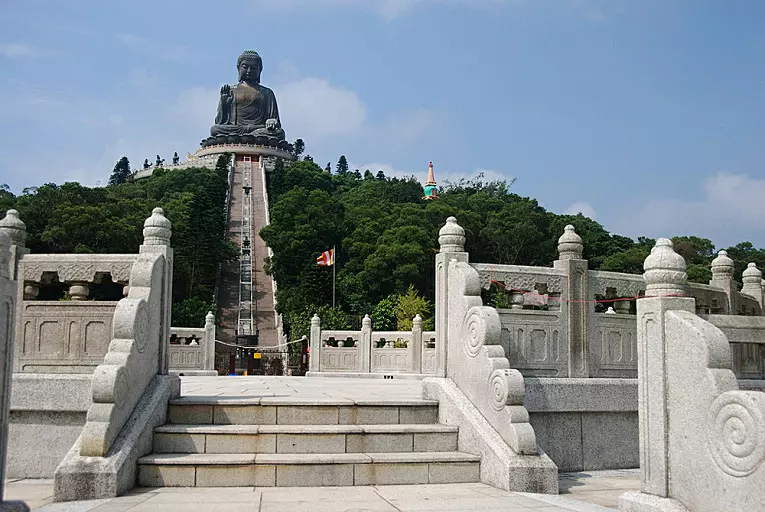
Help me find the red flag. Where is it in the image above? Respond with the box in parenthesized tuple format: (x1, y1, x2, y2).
(316, 249, 335, 266)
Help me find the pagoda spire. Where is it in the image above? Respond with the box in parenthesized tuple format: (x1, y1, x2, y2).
(423, 161, 439, 200)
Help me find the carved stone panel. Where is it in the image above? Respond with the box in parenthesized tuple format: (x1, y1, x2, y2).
(321, 347, 358, 372)
(499, 310, 565, 377)
(590, 313, 637, 378)
(169, 346, 204, 369)
(730, 342, 764, 379)
(16, 301, 116, 373)
(372, 347, 411, 373)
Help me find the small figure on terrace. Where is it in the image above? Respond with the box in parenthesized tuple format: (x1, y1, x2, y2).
(210, 50, 285, 141)
(143, 159, 150, 170)
(172, 152, 179, 165)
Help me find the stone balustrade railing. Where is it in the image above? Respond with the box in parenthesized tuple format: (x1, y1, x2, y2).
(308, 314, 436, 376)
(467, 224, 765, 380)
(620, 239, 765, 512)
(13, 254, 137, 373)
(168, 312, 217, 375)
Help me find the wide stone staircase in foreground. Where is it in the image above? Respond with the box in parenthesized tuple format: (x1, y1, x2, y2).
(138, 398, 480, 487)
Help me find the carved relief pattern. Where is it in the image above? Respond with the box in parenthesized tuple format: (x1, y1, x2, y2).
(490, 369, 511, 411)
(707, 391, 765, 477)
(463, 307, 487, 357)
(475, 268, 563, 293)
(22, 259, 134, 284)
(590, 275, 644, 298)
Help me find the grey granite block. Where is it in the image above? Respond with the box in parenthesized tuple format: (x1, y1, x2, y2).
(168, 405, 212, 425)
(275, 464, 353, 486)
(413, 432, 457, 452)
(213, 405, 275, 425)
(153, 433, 205, 454)
(205, 433, 276, 454)
(138, 465, 195, 487)
(275, 433, 345, 454)
(196, 465, 275, 487)
(353, 462, 429, 485)
(398, 406, 438, 424)
(428, 462, 480, 483)
(346, 433, 413, 453)
(338, 406, 399, 425)
(276, 406, 338, 425)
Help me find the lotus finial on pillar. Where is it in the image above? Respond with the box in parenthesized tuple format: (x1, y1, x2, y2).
(438, 217, 465, 253)
(0, 209, 26, 248)
(143, 208, 172, 246)
(643, 238, 687, 297)
(557, 225, 583, 260)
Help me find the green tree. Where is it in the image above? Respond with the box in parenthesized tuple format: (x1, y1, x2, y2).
(108, 156, 131, 186)
(395, 285, 434, 330)
(325, 162, 332, 173)
(336, 155, 349, 175)
(293, 139, 305, 159)
(371, 295, 398, 330)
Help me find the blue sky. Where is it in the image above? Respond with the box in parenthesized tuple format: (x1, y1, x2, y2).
(1, 0, 764, 247)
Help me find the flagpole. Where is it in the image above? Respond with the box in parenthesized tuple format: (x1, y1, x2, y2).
(332, 245, 336, 309)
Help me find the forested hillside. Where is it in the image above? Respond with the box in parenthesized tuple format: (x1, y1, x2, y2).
(3, 153, 763, 338)
(0, 158, 235, 326)
(263, 158, 765, 338)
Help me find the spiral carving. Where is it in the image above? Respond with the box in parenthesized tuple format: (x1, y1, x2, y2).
(707, 392, 765, 477)
(134, 305, 149, 354)
(463, 308, 485, 358)
(490, 370, 510, 411)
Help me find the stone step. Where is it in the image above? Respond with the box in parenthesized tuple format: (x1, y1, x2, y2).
(167, 399, 439, 425)
(153, 424, 459, 454)
(137, 451, 481, 487)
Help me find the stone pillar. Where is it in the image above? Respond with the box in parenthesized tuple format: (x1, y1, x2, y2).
(309, 314, 321, 372)
(0, 230, 29, 510)
(435, 217, 468, 377)
(412, 314, 423, 373)
(635, 238, 694, 498)
(0, 209, 29, 280)
(553, 225, 590, 378)
(710, 250, 735, 314)
(359, 314, 372, 372)
(204, 311, 216, 371)
(140, 208, 173, 375)
(741, 263, 763, 312)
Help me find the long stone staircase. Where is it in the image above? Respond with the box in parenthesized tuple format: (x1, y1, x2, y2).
(137, 397, 480, 487)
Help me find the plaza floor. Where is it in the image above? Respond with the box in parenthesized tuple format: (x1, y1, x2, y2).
(7, 376, 641, 510)
(8, 471, 641, 511)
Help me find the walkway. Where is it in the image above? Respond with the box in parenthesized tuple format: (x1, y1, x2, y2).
(12, 474, 640, 511)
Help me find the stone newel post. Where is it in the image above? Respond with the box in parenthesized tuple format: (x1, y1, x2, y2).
(741, 263, 763, 311)
(635, 238, 693, 498)
(412, 314, 423, 374)
(0, 230, 28, 510)
(0, 209, 29, 281)
(308, 314, 321, 372)
(553, 225, 589, 378)
(710, 250, 735, 314)
(359, 314, 372, 372)
(204, 311, 216, 372)
(435, 217, 468, 377)
(141, 208, 173, 375)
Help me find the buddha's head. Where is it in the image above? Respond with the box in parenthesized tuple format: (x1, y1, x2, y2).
(238, 50, 263, 84)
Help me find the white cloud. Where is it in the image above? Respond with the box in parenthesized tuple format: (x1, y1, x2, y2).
(611, 172, 765, 247)
(278, 77, 367, 142)
(564, 201, 597, 220)
(0, 43, 42, 58)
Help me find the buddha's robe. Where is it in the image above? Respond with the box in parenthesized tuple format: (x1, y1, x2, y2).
(211, 82, 285, 140)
